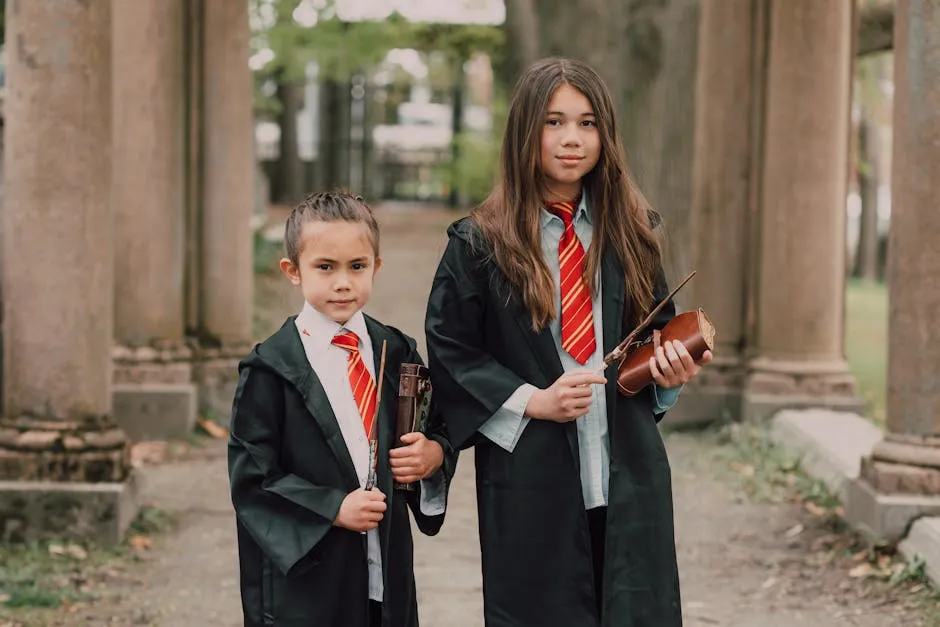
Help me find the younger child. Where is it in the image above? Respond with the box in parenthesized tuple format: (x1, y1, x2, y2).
(229, 191, 455, 627)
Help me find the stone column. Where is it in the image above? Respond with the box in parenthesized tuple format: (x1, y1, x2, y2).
(846, 0, 940, 540)
(195, 0, 255, 416)
(671, 0, 767, 426)
(742, 0, 861, 420)
(0, 0, 136, 545)
(111, 0, 196, 441)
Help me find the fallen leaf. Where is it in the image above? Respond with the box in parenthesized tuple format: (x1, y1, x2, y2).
(130, 441, 168, 466)
(804, 501, 826, 516)
(65, 544, 88, 560)
(197, 416, 228, 439)
(784, 524, 804, 538)
(849, 563, 875, 578)
(762, 577, 777, 590)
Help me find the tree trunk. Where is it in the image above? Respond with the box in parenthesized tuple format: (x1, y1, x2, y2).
(498, 0, 540, 88)
(449, 55, 466, 209)
(317, 77, 351, 191)
(855, 116, 881, 281)
(858, 2, 893, 56)
(276, 77, 305, 204)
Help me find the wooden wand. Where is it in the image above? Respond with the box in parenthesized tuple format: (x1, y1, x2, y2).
(596, 270, 697, 375)
(365, 340, 387, 491)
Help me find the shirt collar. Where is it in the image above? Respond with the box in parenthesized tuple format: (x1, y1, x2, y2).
(540, 192, 593, 228)
(296, 301, 368, 348)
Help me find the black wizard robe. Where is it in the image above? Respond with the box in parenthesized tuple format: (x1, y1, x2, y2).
(425, 217, 682, 627)
(228, 316, 457, 627)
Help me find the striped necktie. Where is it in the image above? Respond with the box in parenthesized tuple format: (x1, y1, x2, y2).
(331, 330, 377, 436)
(545, 200, 596, 365)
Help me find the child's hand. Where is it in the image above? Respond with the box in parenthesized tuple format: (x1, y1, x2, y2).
(650, 336, 713, 389)
(389, 432, 444, 484)
(525, 370, 607, 422)
(334, 488, 387, 532)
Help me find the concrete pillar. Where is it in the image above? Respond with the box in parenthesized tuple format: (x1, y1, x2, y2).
(846, 0, 940, 540)
(111, 0, 196, 441)
(742, 0, 861, 420)
(670, 0, 767, 426)
(195, 0, 255, 417)
(0, 0, 136, 545)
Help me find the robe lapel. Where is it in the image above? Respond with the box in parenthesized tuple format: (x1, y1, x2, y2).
(511, 306, 565, 387)
(601, 247, 626, 431)
(272, 327, 362, 492)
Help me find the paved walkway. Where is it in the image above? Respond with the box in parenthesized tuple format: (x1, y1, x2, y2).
(67, 208, 932, 626)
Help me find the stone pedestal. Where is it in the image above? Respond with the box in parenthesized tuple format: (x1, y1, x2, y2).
(194, 342, 255, 420)
(0, 0, 137, 544)
(111, 0, 196, 440)
(846, 0, 940, 541)
(112, 342, 197, 441)
(742, 0, 860, 420)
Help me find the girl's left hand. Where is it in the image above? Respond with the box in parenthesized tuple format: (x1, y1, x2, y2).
(649, 336, 713, 389)
(389, 432, 444, 484)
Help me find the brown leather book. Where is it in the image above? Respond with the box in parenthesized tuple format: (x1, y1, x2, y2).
(394, 363, 432, 491)
(617, 308, 716, 397)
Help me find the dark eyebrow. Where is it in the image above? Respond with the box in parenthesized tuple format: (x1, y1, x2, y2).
(547, 110, 596, 117)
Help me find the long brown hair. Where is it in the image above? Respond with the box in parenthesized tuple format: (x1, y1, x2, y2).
(472, 57, 662, 330)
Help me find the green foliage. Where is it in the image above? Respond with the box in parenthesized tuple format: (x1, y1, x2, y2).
(127, 506, 177, 536)
(845, 278, 888, 423)
(250, 0, 503, 81)
(0, 541, 106, 611)
(716, 422, 842, 510)
(254, 229, 284, 276)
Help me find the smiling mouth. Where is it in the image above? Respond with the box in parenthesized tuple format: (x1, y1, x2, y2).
(558, 156, 583, 163)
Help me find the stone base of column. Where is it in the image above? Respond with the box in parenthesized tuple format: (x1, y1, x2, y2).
(0, 416, 130, 482)
(0, 473, 139, 547)
(0, 415, 138, 546)
(845, 437, 940, 541)
(113, 342, 198, 441)
(742, 356, 863, 421)
(665, 354, 745, 427)
(194, 342, 254, 421)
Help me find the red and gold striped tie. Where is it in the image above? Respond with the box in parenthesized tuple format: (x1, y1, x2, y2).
(331, 330, 377, 437)
(546, 200, 596, 365)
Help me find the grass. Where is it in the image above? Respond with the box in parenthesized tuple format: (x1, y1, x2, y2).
(716, 421, 940, 624)
(0, 507, 176, 625)
(844, 278, 888, 423)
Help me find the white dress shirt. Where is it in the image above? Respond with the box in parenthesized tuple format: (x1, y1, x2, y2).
(477, 194, 682, 509)
(295, 302, 445, 602)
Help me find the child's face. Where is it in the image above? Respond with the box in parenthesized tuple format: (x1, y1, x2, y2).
(540, 83, 601, 201)
(279, 220, 381, 325)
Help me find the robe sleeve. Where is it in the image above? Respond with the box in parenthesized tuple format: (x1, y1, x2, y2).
(645, 268, 679, 423)
(425, 231, 530, 449)
(228, 365, 348, 576)
(399, 338, 458, 536)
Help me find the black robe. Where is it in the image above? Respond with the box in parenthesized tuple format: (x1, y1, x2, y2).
(228, 315, 457, 627)
(425, 218, 681, 627)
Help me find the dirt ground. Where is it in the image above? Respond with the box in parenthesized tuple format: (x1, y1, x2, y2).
(3, 206, 937, 627)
